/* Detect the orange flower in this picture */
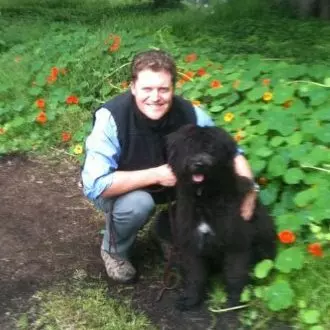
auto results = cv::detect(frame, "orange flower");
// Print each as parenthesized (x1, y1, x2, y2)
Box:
(282, 100, 293, 108)
(197, 68, 206, 77)
(51, 67, 59, 77)
(191, 100, 201, 106)
(35, 98, 46, 110)
(66, 95, 79, 105)
(176, 79, 186, 88)
(61, 131, 72, 142)
(47, 74, 57, 84)
(307, 243, 323, 257)
(232, 80, 241, 89)
(0, 127, 6, 135)
(106, 34, 121, 53)
(263, 91, 273, 102)
(234, 131, 243, 142)
(224, 112, 234, 123)
(258, 177, 268, 186)
(121, 81, 129, 89)
(184, 53, 197, 63)
(182, 71, 195, 81)
(210, 80, 222, 89)
(14, 56, 22, 63)
(36, 111, 47, 124)
(278, 230, 296, 244)
(262, 78, 271, 86)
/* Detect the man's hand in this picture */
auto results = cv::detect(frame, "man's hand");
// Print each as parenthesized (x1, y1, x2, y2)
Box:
(154, 164, 177, 187)
(240, 190, 257, 221)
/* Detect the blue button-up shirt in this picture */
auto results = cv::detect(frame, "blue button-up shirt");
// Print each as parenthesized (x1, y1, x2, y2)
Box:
(82, 105, 239, 201)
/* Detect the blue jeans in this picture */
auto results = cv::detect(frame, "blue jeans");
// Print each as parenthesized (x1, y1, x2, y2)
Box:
(94, 190, 156, 258)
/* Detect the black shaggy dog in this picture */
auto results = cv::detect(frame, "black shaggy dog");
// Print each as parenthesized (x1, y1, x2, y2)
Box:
(166, 125, 277, 318)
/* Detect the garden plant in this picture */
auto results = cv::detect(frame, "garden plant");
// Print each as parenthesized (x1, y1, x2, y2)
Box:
(1, 0, 329, 329)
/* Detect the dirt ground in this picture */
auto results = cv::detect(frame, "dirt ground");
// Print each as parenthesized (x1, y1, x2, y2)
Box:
(0, 154, 220, 330)
(0, 154, 291, 330)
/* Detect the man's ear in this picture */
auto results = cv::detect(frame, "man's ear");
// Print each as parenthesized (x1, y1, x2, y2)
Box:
(130, 82, 136, 96)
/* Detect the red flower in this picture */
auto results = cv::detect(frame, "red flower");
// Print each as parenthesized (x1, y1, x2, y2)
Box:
(35, 98, 46, 110)
(61, 131, 72, 142)
(0, 127, 5, 135)
(66, 95, 79, 105)
(210, 80, 222, 89)
(36, 111, 47, 124)
(307, 243, 323, 257)
(184, 53, 197, 63)
(278, 230, 296, 244)
(197, 68, 206, 77)
(105, 34, 121, 53)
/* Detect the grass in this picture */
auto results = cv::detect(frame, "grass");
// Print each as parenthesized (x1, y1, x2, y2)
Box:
(16, 279, 156, 330)
(1, 0, 330, 329)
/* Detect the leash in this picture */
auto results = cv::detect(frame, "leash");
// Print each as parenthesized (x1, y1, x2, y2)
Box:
(155, 195, 180, 302)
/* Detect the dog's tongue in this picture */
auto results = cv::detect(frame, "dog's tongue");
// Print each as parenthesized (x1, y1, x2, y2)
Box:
(192, 174, 204, 183)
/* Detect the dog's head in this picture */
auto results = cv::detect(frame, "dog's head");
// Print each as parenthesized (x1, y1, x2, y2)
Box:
(166, 124, 237, 185)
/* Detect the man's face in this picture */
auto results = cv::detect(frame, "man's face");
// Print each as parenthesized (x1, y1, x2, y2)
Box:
(131, 69, 174, 120)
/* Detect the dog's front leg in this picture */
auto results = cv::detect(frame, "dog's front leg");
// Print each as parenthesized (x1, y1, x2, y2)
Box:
(223, 250, 250, 307)
(176, 252, 207, 311)
(219, 250, 251, 329)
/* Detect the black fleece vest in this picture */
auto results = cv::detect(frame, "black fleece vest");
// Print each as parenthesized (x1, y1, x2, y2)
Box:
(96, 91, 196, 203)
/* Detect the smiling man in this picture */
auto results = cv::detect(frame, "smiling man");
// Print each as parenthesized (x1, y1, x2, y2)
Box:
(82, 50, 258, 283)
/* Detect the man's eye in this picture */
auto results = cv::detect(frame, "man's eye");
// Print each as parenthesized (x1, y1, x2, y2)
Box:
(143, 88, 152, 92)
(159, 88, 169, 93)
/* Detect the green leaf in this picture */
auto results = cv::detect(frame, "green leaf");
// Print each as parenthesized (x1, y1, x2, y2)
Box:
(260, 183, 279, 206)
(267, 155, 288, 177)
(294, 187, 318, 207)
(275, 247, 305, 273)
(270, 136, 285, 147)
(263, 280, 294, 311)
(254, 259, 274, 279)
(235, 80, 255, 92)
(246, 86, 268, 102)
(276, 213, 306, 231)
(286, 132, 303, 146)
(300, 310, 321, 325)
(209, 105, 225, 113)
(255, 146, 273, 158)
(273, 85, 295, 105)
(283, 168, 304, 184)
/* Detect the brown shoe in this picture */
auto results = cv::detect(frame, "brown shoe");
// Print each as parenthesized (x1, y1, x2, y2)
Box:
(101, 249, 136, 283)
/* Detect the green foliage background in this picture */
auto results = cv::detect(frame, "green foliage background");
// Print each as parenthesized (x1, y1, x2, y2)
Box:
(1, 0, 329, 329)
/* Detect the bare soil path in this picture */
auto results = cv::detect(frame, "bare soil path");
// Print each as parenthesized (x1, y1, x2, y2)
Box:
(0, 154, 214, 330)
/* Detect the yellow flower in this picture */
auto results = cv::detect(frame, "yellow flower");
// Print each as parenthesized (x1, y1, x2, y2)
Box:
(224, 112, 234, 123)
(263, 91, 273, 102)
(73, 144, 83, 155)
(192, 100, 201, 106)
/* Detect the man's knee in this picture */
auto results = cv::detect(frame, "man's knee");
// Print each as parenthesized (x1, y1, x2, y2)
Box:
(115, 190, 155, 227)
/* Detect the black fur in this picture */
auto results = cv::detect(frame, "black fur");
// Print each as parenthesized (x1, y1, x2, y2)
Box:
(166, 125, 277, 319)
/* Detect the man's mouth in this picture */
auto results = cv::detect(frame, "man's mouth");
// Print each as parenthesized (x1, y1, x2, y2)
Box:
(192, 174, 204, 183)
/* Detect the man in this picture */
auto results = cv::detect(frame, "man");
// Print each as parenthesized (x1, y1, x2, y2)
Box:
(82, 50, 258, 283)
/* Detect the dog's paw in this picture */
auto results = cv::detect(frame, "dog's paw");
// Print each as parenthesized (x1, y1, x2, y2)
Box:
(175, 295, 201, 311)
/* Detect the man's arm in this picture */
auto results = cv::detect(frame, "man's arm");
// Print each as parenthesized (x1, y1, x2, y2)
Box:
(233, 154, 258, 221)
(100, 165, 176, 198)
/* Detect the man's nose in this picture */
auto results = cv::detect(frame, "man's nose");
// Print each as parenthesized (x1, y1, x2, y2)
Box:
(149, 89, 160, 101)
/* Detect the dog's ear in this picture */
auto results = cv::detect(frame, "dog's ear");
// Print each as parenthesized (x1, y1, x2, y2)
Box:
(209, 126, 237, 161)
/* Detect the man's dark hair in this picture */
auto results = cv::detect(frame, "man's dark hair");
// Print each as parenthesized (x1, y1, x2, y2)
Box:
(131, 50, 177, 85)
